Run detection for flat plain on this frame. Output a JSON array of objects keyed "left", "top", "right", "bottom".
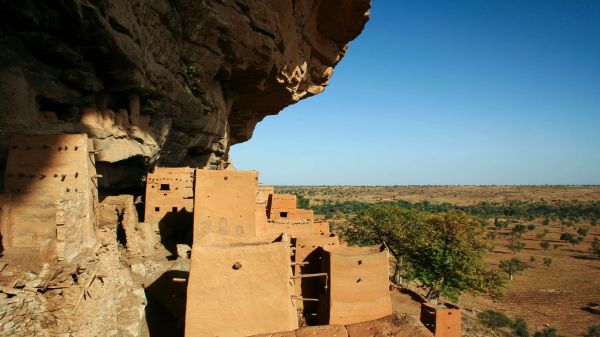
[{"left": 277, "top": 185, "right": 600, "bottom": 336}]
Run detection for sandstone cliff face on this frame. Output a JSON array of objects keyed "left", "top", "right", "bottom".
[{"left": 0, "top": 0, "right": 369, "bottom": 188}]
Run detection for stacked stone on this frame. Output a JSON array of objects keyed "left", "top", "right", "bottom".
[{"left": 0, "top": 286, "right": 51, "bottom": 336}]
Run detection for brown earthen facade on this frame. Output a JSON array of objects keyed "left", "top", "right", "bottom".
[
  {"left": 320, "top": 246, "right": 393, "bottom": 325},
  {"left": 185, "top": 240, "right": 298, "bottom": 337},
  {"left": 1, "top": 134, "right": 98, "bottom": 260},
  {"left": 144, "top": 167, "right": 195, "bottom": 225},
  {"left": 267, "top": 193, "right": 315, "bottom": 221},
  {"left": 420, "top": 303, "right": 461, "bottom": 337},
  {"left": 193, "top": 170, "right": 259, "bottom": 241}
]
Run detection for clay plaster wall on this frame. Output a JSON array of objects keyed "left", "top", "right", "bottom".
[
  {"left": 193, "top": 170, "right": 259, "bottom": 241},
  {"left": 255, "top": 187, "right": 272, "bottom": 236},
  {"left": 144, "top": 167, "right": 195, "bottom": 225},
  {"left": 2, "top": 134, "right": 97, "bottom": 256},
  {"left": 266, "top": 221, "right": 330, "bottom": 237},
  {"left": 269, "top": 208, "right": 315, "bottom": 221},
  {"left": 420, "top": 304, "right": 461, "bottom": 337},
  {"left": 185, "top": 241, "right": 298, "bottom": 337},
  {"left": 268, "top": 194, "right": 297, "bottom": 210},
  {"left": 257, "top": 186, "right": 274, "bottom": 204},
  {"left": 321, "top": 246, "right": 392, "bottom": 325},
  {"left": 292, "top": 234, "right": 341, "bottom": 314}
]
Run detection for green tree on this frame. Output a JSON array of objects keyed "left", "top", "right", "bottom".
[
  {"left": 342, "top": 206, "right": 504, "bottom": 303},
  {"left": 542, "top": 217, "right": 550, "bottom": 226},
  {"left": 296, "top": 194, "right": 310, "bottom": 209},
  {"left": 560, "top": 232, "right": 575, "bottom": 242},
  {"left": 508, "top": 239, "right": 525, "bottom": 254},
  {"left": 340, "top": 204, "right": 419, "bottom": 284},
  {"left": 543, "top": 257, "right": 552, "bottom": 269},
  {"left": 591, "top": 237, "right": 600, "bottom": 258},
  {"left": 577, "top": 227, "right": 589, "bottom": 238},
  {"left": 499, "top": 258, "right": 528, "bottom": 280},
  {"left": 512, "top": 224, "right": 527, "bottom": 237}
]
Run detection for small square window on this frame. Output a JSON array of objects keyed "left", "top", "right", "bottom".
[
  {"left": 155, "top": 207, "right": 160, "bottom": 212},
  {"left": 280, "top": 212, "right": 288, "bottom": 218},
  {"left": 160, "top": 184, "right": 170, "bottom": 191}
]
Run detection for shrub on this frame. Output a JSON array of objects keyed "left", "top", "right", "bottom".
[
  {"left": 534, "top": 327, "right": 566, "bottom": 337},
  {"left": 591, "top": 238, "right": 600, "bottom": 258},
  {"left": 560, "top": 232, "right": 574, "bottom": 241},
  {"left": 527, "top": 224, "right": 536, "bottom": 231},
  {"left": 529, "top": 256, "right": 536, "bottom": 262},
  {"left": 584, "top": 325, "right": 600, "bottom": 337},
  {"left": 513, "top": 318, "right": 530, "bottom": 337},
  {"left": 478, "top": 310, "right": 513, "bottom": 328},
  {"left": 539, "top": 240, "right": 550, "bottom": 250},
  {"left": 508, "top": 239, "right": 525, "bottom": 254},
  {"left": 513, "top": 224, "right": 527, "bottom": 236},
  {"left": 543, "top": 257, "right": 552, "bottom": 269}
]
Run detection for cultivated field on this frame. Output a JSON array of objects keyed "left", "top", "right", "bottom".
[{"left": 278, "top": 185, "right": 600, "bottom": 336}]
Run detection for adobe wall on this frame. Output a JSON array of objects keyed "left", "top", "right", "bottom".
[
  {"left": 255, "top": 186, "right": 272, "bottom": 236},
  {"left": 257, "top": 186, "right": 274, "bottom": 204},
  {"left": 266, "top": 221, "right": 330, "bottom": 237},
  {"left": 144, "top": 167, "right": 194, "bottom": 225},
  {"left": 321, "top": 246, "right": 392, "bottom": 325},
  {"left": 185, "top": 241, "right": 298, "bottom": 337},
  {"left": 193, "top": 170, "right": 259, "bottom": 241},
  {"left": 292, "top": 234, "right": 341, "bottom": 315},
  {"left": 420, "top": 304, "right": 461, "bottom": 337},
  {"left": 268, "top": 194, "right": 297, "bottom": 210},
  {"left": 3, "top": 134, "right": 97, "bottom": 257},
  {"left": 269, "top": 208, "right": 315, "bottom": 221}
]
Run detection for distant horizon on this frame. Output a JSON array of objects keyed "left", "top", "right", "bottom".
[
  {"left": 269, "top": 184, "right": 600, "bottom": 187},
  {"left": 232, "top": 1, "right": 600, "bottom": 185}
]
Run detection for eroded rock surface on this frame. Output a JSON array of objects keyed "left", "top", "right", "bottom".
[{"left": 0, "top": 0, "right": 370, "bottom": 188}]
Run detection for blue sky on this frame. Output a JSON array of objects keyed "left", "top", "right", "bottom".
[{"left": 231, "top": 1, "right": 600, "bottom": 185}]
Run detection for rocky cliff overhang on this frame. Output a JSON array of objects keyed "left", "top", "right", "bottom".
[{"left": 0, "top": 0, "right": 370, "bottom": 188}]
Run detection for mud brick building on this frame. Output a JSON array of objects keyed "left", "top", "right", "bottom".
[
  {"left": 144, "top": 167, "right": 195, "bottom": 226},
  {"left": 1, "top": 134, "right": 98, "bottom": 261}
]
